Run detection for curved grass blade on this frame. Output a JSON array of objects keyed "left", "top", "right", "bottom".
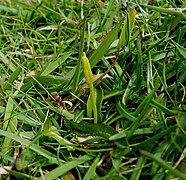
[
  {"left": 38, "top": 155, "right": 93, "bottom": 180},
  {"left": 116, "top": 100, "right": 136, "bottom": 122}
]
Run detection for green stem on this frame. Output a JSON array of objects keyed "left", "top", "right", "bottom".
[{"left": 89, "top": 83, "right": 98, "bottom": 123}]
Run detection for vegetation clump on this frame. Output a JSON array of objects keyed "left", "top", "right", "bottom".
[{"left": 0, "top": 0, "right": 186, "bottom": 179}]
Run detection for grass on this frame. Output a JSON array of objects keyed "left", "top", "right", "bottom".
[{"left": 0, "top": 0, "right": 186, "bottom": 179}]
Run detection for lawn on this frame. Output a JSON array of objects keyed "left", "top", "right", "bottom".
[{"left": 0, "top": 0, "right": 186, "bottom": 179}]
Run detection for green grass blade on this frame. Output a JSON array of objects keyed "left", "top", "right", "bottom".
[
  {"left": 122, "top": 71, "right": 137, "bottom": 105},
  {"left": 0, "top": 52, "right": 16, "bottom": 72},
  {"left": 144, "top": 36, "right": 166, "bottom": 53},
  {"left": 117, "top": 8, "right": 136, "bottom": 49},
  {"left": 41, "top": 53, "right": 71, "bottom": 76},
  {"left": 0, "top": 130, "right": 60, "bottom": 164},
  {"left": 89, "top": 23, "right": 120, "bottom": 67},
  {"left": 118, "top": 12, "right": 130, "bottom": 48},
  {"left": 109, "top": 128, "right": 153, "bottom": 141},
  {"left": 72, "top": 17, "right": 86, "bottom": 92},
  {"left": 147, "top": 51, "right": 153, "bottom": 93},
  {"left": 63, "top": 23, "right": 120, "bottom": 83},
  {"left": 150, "top": 99, "right": 178, "bottom": 115},
  {"left": 4, "top": 169, "right": 32, "bottom": 180},
  {"left": 140, "top": 150, "right": 186, "bottom": 180},
  {"left": 0, "top": 152, "right": 15, "bottom": 163},
  {"left": 44, "top": 126, "right": 73, "bottom": 146},
  {"left": 129, "top": 9, "right": 136, "bottom": 33},
  {"left": 96, "top": 85, "right": 103, "bottom": 122},
  {"left": 128, "top": 83, "right": 159, "bottom": 138},
  {"left": 0, "top": 4, "right": 29, "bottom": 15},
  {"left": 2, "top": 62, "right": 23, "bottom": 91},
  {"left": 1, "top": 96, "right": 17, "bottom": 155},
  {"left": 172, "top": 41, "right": 186, "bottom": 59},
  {"left": 38, "top": 155, "right": 93, "bottom": 180},
  {"left": 83, "top": 153, "right": 101, "bottom": 180},
  {"left": 101, "top": 0, "right": 115, "bottom": 27},
  {"left": 130, "top": 126, "right": 177, "bottom": 154},
  {"left": 87, "top": 94, "right": 93, "bottom": 118},
  {"left": 130, "top": 155, "right": 146, "bottom": 180},
  {"left": 136, "top": 37, "right": 143, "bottom": 91},
  {"left": 140, "top": 4, "right": 186, "bottom": 20},
  {"left": 116, "top": 99, "right": 136, "bottom": 122},
  {"left": 109, "top": 131, "right": 127, "bottom": 140}
]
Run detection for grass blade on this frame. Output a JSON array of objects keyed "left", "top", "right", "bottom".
[
  {"left": 130, "top": 155, "right": 146, "bottom": 180},
  {"left": 129, "top": 9, "right": 136, "bottom": 33},
  {"left": 116, "top": 100, "right": 136, "bottom": 122},
  {"left": 0, "top": 52, "right": 16, "bottom": 72},
  {"left": 140, "top": 150, "right": 186, "bottom": 180},
  {"left": 38, "top": 155, "right": 93, "bottom": 180},
  {"left": 136, "top": 37, "right": 143, "bottom": 91},
  {"left": 72, "top": 16, "right": 86, "bottom": 92},
  {"left": 172, "top": 40, "right": 186, "bottom": 59},
  {"left": 118, "top": 12, "right": 130, "bottom": 48},
  {"left": 89, "top": 23, "right": 120, "bottom": 67},
  {"left": 128, "top": 83, "right": 159, "bottom": 138},
  {"left": 140, "top": 4, "right": 186, "bottom": 20},
  {"left": 1, "top": 96, "right": 17, "bottom": 156},
  {"left": 83, "top": 153, "right": 101, "bottom": 180},
  {"left": 0, "top": 130, "right": 60, "bottom": 164}
]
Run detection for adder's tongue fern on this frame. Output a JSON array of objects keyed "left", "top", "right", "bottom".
[{"left": 82, "top": 52, "right": 98, "bottom": 124}]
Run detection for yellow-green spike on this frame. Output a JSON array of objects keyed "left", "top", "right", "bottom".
[{"left": 82, "top": 52, "right": 98, "bottom": 123}]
